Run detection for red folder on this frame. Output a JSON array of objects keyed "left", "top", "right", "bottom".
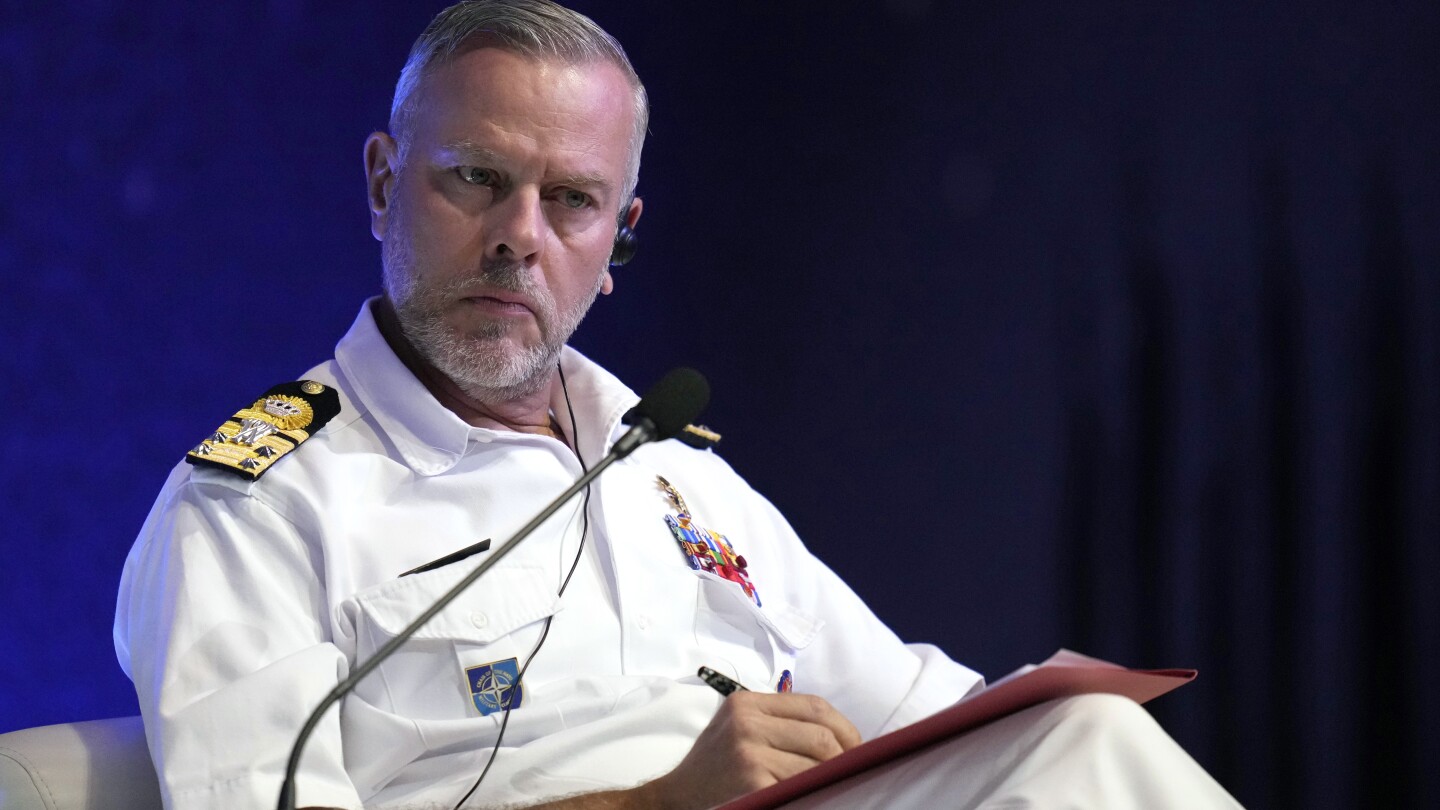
[{"left": 718, "top": 649, "right": 1196, "bottom": 810}]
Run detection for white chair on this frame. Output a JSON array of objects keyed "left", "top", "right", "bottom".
[{"left": 0, "top": 716, "right": 161, "bottom": 810}]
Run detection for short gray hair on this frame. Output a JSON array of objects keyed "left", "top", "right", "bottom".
[{"left": 390, "top": 0, "right": 650, "bottom": 206}]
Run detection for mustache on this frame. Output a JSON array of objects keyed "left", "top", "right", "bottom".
[
  {"left": 415, "top": 258, "right": 546, "bottom": 304},
  {"left": 457, "top": 259, "right": 539, "bottom": 296}
]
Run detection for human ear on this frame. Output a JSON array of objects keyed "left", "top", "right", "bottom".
[
  {"left": 625, "top": 196, "right": 643, "bottom": 230},
  {"left": 363, "top": 132, "right": 400, "bottom": 240},
  {"left": 602, "top": 197, "right": 644, "bottom": 296}
]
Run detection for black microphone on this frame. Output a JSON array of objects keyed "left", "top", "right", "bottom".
[
  {"left": 277, "top": 367, "right": 709, "bottom": 810},
  {"left": 611, "top": 366, "right": 709, "bottom": 458}
]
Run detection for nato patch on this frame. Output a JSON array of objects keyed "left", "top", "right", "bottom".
[{"left": 466, "top": 657, "right": 524, "bottom": 716}]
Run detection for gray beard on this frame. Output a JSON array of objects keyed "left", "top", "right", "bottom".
[{"left": 383, "top": 239, "right": 605, "bottom": 403}]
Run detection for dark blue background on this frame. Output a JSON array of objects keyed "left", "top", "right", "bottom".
[{"left": 4, "top": 2, "right": 1437, "bottom": 808}]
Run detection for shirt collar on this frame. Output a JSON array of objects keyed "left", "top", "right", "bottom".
[
  {"left": 548, "top": 346, "right": 643, "bottom": 467},
  {"left": 334, "top": 298, "right": 641, "bottom": 476}
]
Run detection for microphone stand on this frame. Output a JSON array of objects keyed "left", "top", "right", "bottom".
[{"left": 276, "top": 421, "right": 656, "bottom": 810}]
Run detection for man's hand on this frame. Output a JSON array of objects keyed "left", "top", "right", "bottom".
[
  {"left": 448, "top": 693, "right": 862, "bottom": 810},
  {"left": 640, "top": 691, "right": 862, "bottom": 810}
]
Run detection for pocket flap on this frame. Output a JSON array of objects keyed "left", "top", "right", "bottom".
[
  {"left": 762, "top": 600, "right": 824, "bottom": 649},
  {"left": 694, "top": 570, "right": 823, "bottom": 650},
  {"left": 352, "top": 563, "right": 559, "bottom": 643}
]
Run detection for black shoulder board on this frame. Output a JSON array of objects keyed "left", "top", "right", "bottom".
[
  {"left": 621, "top": 406, "right": 721, "bottom": 449},
  {"left": 185, "top": 379, "right": 341, "bottom": 480}
]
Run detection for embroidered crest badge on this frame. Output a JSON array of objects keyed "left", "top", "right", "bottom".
[
  {"left": 185, "top": 380, "right": 340, "bottom": 480},
  {"left": 657, "top": 475, "right": 761, "bottom": 607},
  {"left": 466, "top": 657, "right": 524, "bottom": 716}
]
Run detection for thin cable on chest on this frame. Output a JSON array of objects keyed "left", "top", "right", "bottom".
[{"left": 452, "top": 360, "right": 592, "bottom": 809}]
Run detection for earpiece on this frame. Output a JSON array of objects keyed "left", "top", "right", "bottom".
[{"left": 609, "top": 224, "right": 638, "bottom": 267}]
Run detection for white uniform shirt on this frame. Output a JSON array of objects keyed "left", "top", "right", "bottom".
[{"left": 114, "top": 300, "right": 983, "bottom": 809}]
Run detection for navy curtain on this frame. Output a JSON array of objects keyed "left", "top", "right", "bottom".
[{"left": 3, "top": 2, "right": 1436, "bottom": 807}]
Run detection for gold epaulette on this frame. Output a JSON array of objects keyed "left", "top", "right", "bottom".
[
  {"left": 185, "top": 379, "right": 341, "bottom": 480},
  {"left": 620, "top": 406, "right": 721, "bottom": 449},
  {"left": 677, "top": 424, "right": 721, "bottom": 449}
]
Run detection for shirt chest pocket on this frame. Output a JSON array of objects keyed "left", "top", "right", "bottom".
[
  {"left": 342, "top": 564, "right": 560, "bottom": 720},
  {"left": 692, "top": 570, "right": 823, "bottom": 692}
]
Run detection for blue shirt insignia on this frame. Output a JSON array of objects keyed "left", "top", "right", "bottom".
[{"left": 466, "top": 657, "right": 524, "bottom": 716}]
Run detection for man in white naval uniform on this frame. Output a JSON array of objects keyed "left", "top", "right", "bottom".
[{"left": 115, "top": 2, "right": 1242, "bottom": 808}]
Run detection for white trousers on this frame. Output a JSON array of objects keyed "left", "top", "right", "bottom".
[{"left": 781, "top": 695, "right": 1243, "bottom": 809}]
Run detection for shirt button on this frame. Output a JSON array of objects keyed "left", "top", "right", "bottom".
[
  {"left": 636, "top": 614, "right": 651, "bottom": 631},
  {"left": 470, "top": 611, "right": 490, "bottom": 629}
]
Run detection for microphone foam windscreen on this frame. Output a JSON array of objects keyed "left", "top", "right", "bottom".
[{"left": 636, "top": 367, "right": 710, "bottom": 439}]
